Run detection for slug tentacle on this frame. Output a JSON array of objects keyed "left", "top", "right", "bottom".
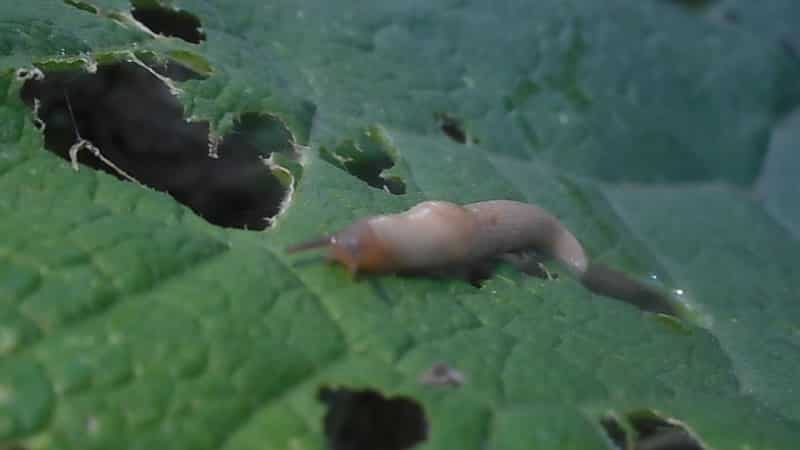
[{"left": 286, "top": 235, "right": 333, "bottom": 254}]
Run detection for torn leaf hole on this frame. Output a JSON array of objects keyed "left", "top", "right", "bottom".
[
  {"left": 63, "top": 0, "right": 99, "bottom": 15},
  {"left": 20, "top": 60, "right": 298, "bottom": 230},
  {"left": 226, "top": 112, "right": 297, "bottom": 158},
  {"left": 15, "top": 68, "right": 44, "bottom": 82},
  {"left": 601, "top": 411, "right": 706, "bottom": 450},
  {"left": 130, "top": 0, "right": 205, "bottom": 44},
  {"left": 319, "top": 386, "right": 428, "bottom": 450},
  {"left": 321, "top": 126, "right": 406, "bottom": 195}
]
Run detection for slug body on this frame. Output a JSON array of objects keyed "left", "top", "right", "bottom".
[
  {"left": 287, "top": 200, "right": 587, "bottom": 277},
  {"left": 287, "top": 199, "right": 677, "bottom": 315}
]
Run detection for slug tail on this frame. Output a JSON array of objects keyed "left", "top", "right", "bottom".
[
  {"left": 580, "top": 263, "right": 679, "bottom": 316},
  {"left": 285, "top": 236, "right": 332, "bottom": 254}
]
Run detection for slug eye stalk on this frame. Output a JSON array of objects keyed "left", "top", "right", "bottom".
[
  {"left": 285, "top": 236, "right": 332, "bottom": 254},
  {"left": 286, "top": 234, "right": 362, "bottom": 276}
]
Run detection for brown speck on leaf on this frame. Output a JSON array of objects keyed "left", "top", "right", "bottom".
[{"left": 419, "top": 362, "right": 466, "bottom": 387}]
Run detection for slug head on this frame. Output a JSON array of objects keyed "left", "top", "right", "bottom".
[
  {"left": 329, "top": 220, "right": 393, "bottom": 275},
  {"left": 286, "top": 220, "right": 393, "bottom": 276}
]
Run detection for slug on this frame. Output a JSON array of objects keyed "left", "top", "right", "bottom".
[{"left": 287, "top": 200, "right": 677, "bottom": 315}]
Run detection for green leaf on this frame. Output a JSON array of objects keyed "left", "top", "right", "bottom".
[{"left": 2, "top": 1, "right": 800, "bottom": 449}]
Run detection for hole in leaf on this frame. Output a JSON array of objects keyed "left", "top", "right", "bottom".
[
  {"left": 20, "top": 60, "right": 297, "bottom": 230},
  {"left": 130, "top": 0, "right": 205, "bottom": 44},
  {"left": 318, "top": 386, "right": 428, "bottom": 450},
  {"left": 15, "top": 68, "right": 44, "bottom": 82},
  {"left": 63, "top": 0, "right": 99, "bottom": 15},
  {"left": 434, "top": 112, "right": 472, "bottom": 144},
  {"left": 320, "top": 126, "right": 406, "bottom": 195},
  {"left": 226, "top": 112, "right": 297, "bottom": 157},
  {"left": 601, "top": 411, "right": 707, "bottom": 450}
]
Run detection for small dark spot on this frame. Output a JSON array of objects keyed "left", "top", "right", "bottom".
[
  {"left": 63, "top": 0, "right": 99, "bottom": 14},
  {"left": 720, "top": 10, "right": 739, "bottom": 24},
  {"left": 780, "top": 36, "right": 800, "bottom": 61},
  {"left": 319, "top": 386, "right": 428, "bottom": 450},
  {"left": 320, "top": 126, "right": 406, "bottom": 195},
  {"left": 419, "top": 362, "right": 466, "bottom": 387},
  {"left": 130, "top": 0, "right": 205, "bottom": 44},
  {"left": 434, "top": 112, "right": 468, "bottom": 144},
  {"left": 663, "top": 0, "right": 717, "bottom": 11},
  {"left": 601, "top": 411, "right": 706, "bottom": 450},
  {"left": 20, "top": 60, "right": 298, "bottom": 230}
]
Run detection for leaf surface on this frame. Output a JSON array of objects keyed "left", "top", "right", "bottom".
[{"left": 1, "top": 1, "right": 799, "bottom": 449}]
